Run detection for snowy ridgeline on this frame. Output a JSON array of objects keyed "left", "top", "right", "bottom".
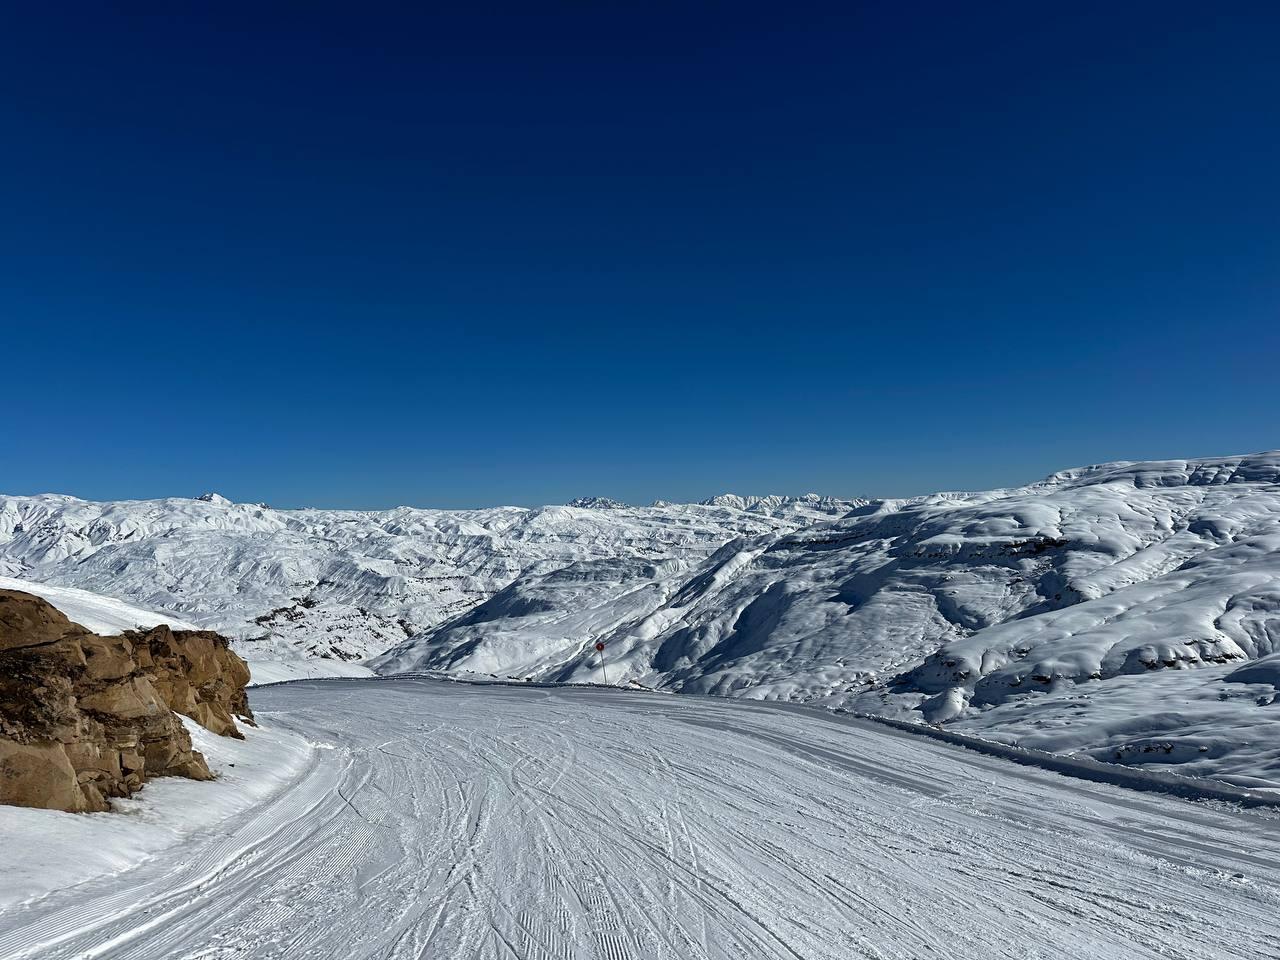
[{"left": 3, "top": 452, "right": 1280, "bottom": 788}]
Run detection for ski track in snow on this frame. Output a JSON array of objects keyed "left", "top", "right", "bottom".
[{"left": 1, "top": 679, "right": 1278, "bottom": 960}]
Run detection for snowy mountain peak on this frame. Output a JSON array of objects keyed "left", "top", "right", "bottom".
[
  {"left": 196, "top": 492, "right": 232, "bottom": 505},
  {"left": 698, "top": 492, "right": 863, "bottom": 516},
  {"left": 699, "top": 493, "right": 767, "bottom": 511},
  {"left": 566, "top": 497, "right": 628, "bottom": 509}
]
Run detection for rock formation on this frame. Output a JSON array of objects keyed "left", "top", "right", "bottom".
[{"left": 0, "top": 589, "right": 254, "bottom": 812}]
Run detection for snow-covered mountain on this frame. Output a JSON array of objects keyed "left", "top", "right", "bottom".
[
  {"left": 374, "top": 452, "right": 1280, "bottom": 787},
  {"left": 564, "top": 496, "right": 629, "bottom": 510},
  {"left": 0, "top": 493, "right": 857, "bottom": 667},
  {"left": 380, "top": 455, "right": 1280, "bottom": 688},
  {"left": 5, "top": 452, "right": 1280, "bottom": 787},
  {"left": 696, "top": 492, "right": 857, "bottom": 517}
]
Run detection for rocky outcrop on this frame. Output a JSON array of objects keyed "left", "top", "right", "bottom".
[
  {"left": 135, "top": 626, "right": 254, "bottom": 738},
  {"left": 0, "top": 590, "right": 254, "bottom": 812}
]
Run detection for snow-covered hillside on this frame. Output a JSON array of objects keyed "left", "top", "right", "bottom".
[
  {"left": 5, "top": 452, "right": 1280, "bottom": 787},
  {"left": 0, "top": 492, "right": 858, "bottom": 668},
  {"left": 381, "top": 454, "right": 1280, "bottom": 689},
  {"left": 375, "top": 452, "right": 1280, "bottom": 787}
]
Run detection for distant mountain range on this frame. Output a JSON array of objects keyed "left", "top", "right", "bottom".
[
  {"left": 0, "top": 491, "right": 858, "bottom": 665},
  {"left": 4, "top": 452, "right": 1279, "bottom": 788}
]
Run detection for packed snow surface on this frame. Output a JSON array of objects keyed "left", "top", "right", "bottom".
[{"left": 0, "top": 679, "right": 1276, "bottom": 960}]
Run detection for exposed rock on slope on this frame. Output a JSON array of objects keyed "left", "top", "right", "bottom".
[
  {"left": 143, "top": 627, "right": 253, "bottom": 737},
  {"left": 0, "top": 590, "right": 253, "bottom": 812}
]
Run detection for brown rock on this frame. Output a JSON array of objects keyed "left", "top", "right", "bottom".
[
  {"left": 0, "top": 739, "right": 100, "bottom": 812},
  {"left": 79, "top": 676, "right": 169, "bottom": 719},
  {"left": 0, "top": 593, "right": 82, "bottom": 652},
  {"left": 134, "top": 626, "right": 255, "bottom": 738},
  {"left": 0, "top": 589, "right": 253, "bottom": 813},
  {"left": 80, "top": 634, "right": 138, "bottom": 682}
]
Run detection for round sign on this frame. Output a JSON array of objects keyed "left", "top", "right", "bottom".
[{"left": 594, "top": 642, "right": 605, "bottom": 651}]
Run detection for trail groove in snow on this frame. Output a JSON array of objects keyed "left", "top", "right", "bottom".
[{"left": 1, "top": 679, "right": 1277, "bottom": 959}]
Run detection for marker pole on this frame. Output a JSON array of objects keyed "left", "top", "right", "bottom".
[{"left": 595, "top": 641, "right": 609, "bottom": 685}]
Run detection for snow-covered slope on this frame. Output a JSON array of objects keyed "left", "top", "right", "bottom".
[
  {"left": 2, "top": 679, "right": 1276, "bottom": 959},
  {"left": 0, "top": 715, "right": 312, "bottom": 910},
  {"left": 0, "top": 575, "right": 197, "bottom": 634},
  {"left": 375, "top": 452, "right": 1280, "bottom": 787},
  {"left": 0, "top": 493, "right": 858, "bottom": 670}
]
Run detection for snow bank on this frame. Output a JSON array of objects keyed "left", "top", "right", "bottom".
[{"left": 0, "top": 717, "right": 313, "bottom": 909}]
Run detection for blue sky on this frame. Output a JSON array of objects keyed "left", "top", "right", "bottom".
[{"left": 1, "top": 3, "right": 1277, "bottom": 508}]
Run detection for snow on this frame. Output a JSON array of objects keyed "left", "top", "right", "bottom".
[
  {"left": 698, "top": 492, "right": 858, "bottom": 517},
  {"left": 0, "top": 715, "right": 313, "bottom": 911},
  {"left": 948, "top": 662, "right": 1280, "bottom": 790},
  {"left": 0, "top": 492, "right": 838, "bottom": 667},
  {"left": 246, "top": 657, "right": 374, "bottom": 685},
  {"left": 5, "top": 451, "right": 1280, "bottom": 790},
  {"left": 0, "top": 575, "right": 197, "bottom": 634},
  {"left": 565, "top": 496, "right": 628, "bottom": 509},
  {"left": 0, "top": 678, "right": 1277, "bottom": 959},
  {"left": 367, "top": 451, "right": 1280, "bottom": 788},
  {"left": 1225, "top": 650, "right": 1280, "bottom": 687}
]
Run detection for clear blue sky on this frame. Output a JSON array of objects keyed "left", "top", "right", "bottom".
[{"left": 2, "top": 3, "right": 1277, "bottom": 508}]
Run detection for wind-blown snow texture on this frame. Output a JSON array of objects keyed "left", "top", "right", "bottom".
[{"left": 5, "top": 452, "right": 1280, "bottom": 787}]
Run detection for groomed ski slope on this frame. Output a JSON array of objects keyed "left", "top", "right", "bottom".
[{"left": 2, "top": 679, "right": 1277, "bottom": 960}]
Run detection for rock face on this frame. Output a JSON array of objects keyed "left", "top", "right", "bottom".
[
  {"left": 141, "top": 628, "right": 253, "bottom": 738},
  {"left": 0, "top": 590, "right": 253, "bottom": 812}
]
